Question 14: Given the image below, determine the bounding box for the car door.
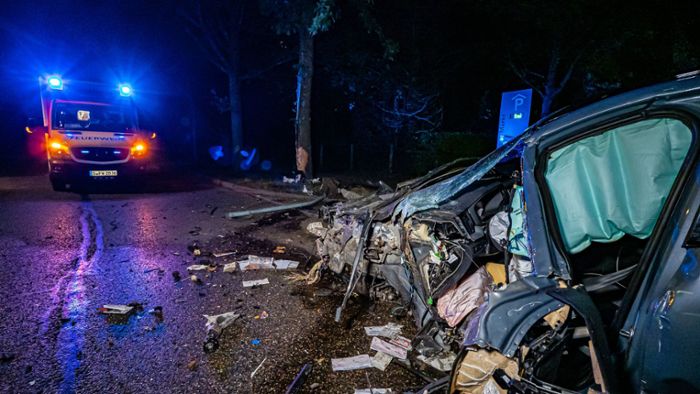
[618,156,700,393]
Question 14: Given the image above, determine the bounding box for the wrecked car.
[315,75,700,393]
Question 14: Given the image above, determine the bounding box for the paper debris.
[331,354,373,371]
[416,353,457,372]
[223,262,237,272]
[370,337,409,360]
[242,278,270,287]
[364,322,402,339]
[187,264,209,271]
[371,351,393,371]
[273,259,299,269]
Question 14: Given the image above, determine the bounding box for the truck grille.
[71,147,129,162]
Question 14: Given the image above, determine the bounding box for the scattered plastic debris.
[251,339,261,346]
[223,262,237,272]
[364,322,403,339]
[331,355,373,371]
[187,264,210,271]
[98,305,134,315]
[238,256,274,271]
[285,362,312,393]
[371,351,393,371]
[354,389,392,394]
[190,274,203,284]
[213,251,235,258]
[242,278,270,287]
[203,312,240,353]
[370,337,409,360]
[273,245,287,254]
[273,260,300,269]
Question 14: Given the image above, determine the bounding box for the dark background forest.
[2,0,699,177]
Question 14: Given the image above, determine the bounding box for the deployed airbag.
[545,118,692,253]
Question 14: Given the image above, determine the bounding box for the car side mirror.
[25,116,47,135]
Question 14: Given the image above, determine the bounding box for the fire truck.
[28,75,156,190]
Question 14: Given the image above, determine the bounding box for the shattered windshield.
[395,129,533,219]
[52,102,136,132]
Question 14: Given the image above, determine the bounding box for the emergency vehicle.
[29,75,156,190]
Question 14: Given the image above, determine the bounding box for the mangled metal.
[311,77,700,393]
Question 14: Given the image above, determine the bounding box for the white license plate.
[89,170,118,177]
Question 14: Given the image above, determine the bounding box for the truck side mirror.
[25,116,47,135]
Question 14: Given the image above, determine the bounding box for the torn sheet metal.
[331,354,373,371]
[364,322,402,339]
[394,134,529,220]
[437,266,491,327]
[370,337,409,360]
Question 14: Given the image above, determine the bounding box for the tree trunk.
[228,72,243,164]
[295,29,314,176]
[541,90,554,117]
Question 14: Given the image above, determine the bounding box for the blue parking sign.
[497,89,532,147]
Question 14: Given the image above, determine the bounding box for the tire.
[50,175,68,191]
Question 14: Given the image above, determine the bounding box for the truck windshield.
[52,102,136,132]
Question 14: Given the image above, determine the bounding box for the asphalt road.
[0,175,421,393]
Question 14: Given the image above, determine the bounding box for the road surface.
[0,175,421,393]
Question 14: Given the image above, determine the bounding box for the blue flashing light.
[80,150,90,154]
[113,150,121,155]
[118,83,132,97]
[47,76,63,90]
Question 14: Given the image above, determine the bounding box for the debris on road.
[416,352,456,372]
[149,306,164,323]
[203,312,240,353]
[370,351,393,371]
[286,260,323,284]
[306,221,326,237]
[331,354,373,371]
[285,362,312,394]
[213,251,235,258]
[354,389,392,394]
[369,337,409,360]
[251,338,261,346]
[143,267,164,274]
[190,274,203,284]
[187,359,198,371]
[237,255,299,271]
[254,311,269,320]
[187,264,210,271]
[242,278,270,287]
[364,323,402,339]
[273,245,287,254]
[227,194,325,219]
[251,357,267,378]
[98,304,134,315]
[223,262,237,272]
